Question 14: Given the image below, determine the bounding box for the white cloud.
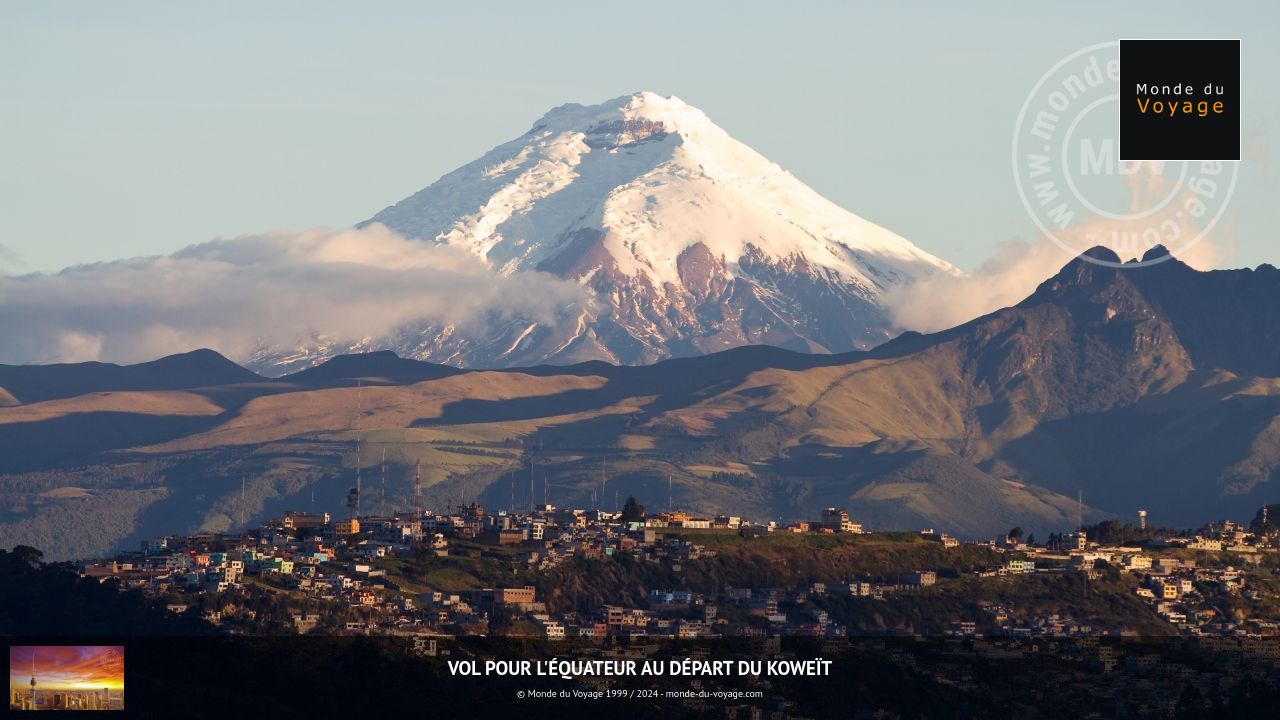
[885,164,1232,334]
[0,224,588,365]
[882,237,1070,333]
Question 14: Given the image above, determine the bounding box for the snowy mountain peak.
[258,93,961,372]
[532,92,719,145]
[367,91,954,288]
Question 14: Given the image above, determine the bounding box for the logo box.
[1119,39,1240,161]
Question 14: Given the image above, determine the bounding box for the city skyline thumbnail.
[9,645,124,692]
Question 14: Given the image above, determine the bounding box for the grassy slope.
[3,305,1280,557]
[535,533,1002,615]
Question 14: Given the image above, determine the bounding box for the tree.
[1026,533,1037,546]
[9,545,44,568]
[1007,527,1024,543]
[621,496,646,523]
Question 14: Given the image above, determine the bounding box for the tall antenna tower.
[601,456,607,511]
[30,648,37,709]
[529,455,535,512]
[1077,489,1083,531]
[668,473,673,512]
[413,459,422,520]
[240,472,246,528]
[355,380,363,518]
[380,448,387,518]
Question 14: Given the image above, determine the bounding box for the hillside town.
[73,498,1280,646]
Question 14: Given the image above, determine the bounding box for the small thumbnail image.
[9,646,124,711]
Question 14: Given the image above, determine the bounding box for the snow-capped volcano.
[256,92,956,372]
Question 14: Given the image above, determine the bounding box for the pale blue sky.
[2,1,1277,273]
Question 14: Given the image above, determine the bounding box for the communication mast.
[413,459,422,520]
[355,380,363,518]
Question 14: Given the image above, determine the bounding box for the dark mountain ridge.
[0,349,262,405]
[3,247,1279,558]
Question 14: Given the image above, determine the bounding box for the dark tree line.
[0,545,215,636]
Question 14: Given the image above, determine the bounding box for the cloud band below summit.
[0,224,587,367]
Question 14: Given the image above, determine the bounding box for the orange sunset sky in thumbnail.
[9,646,124,691]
